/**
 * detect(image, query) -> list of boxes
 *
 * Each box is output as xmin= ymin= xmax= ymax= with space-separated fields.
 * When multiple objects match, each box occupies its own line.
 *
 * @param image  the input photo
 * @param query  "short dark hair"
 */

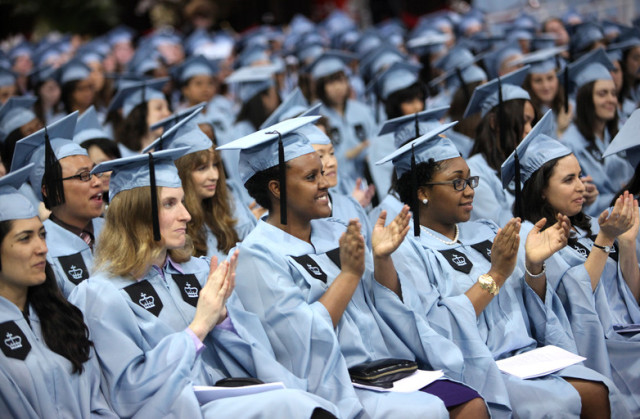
xmin=115 ymin=102 xmax=148 ymax=152
xmin=235 ymin=88 xmax=275 ymax=130
xmin=383 ymin=81 xmax=426 ymax=120
xmin=79 ymin=138 xmax=122 ymax=160
xmin=61 ymin=80 xmax=80 ymax=114
xmin=315 ymin=71 xmax=349 ymax=109
xmin=244 ymin=164 xmax=282 ymax=211
xmin=448 ymin=80 xmax=484 ymax=139
xmin=521 ymin=156 xmax=592 ymax=236
xmin=575 ymin=81 xmax=619 ymax=144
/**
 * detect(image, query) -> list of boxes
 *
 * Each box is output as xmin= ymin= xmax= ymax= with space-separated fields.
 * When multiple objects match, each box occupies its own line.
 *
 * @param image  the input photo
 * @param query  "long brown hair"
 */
xmin=176 ymin=148 xmax=239 ymax=256
xmin=95 ymin=186 xmax=193 ymax=279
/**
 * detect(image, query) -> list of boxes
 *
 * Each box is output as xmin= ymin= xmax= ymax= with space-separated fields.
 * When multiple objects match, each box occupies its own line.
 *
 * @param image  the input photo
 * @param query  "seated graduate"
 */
xmin=143 ymin=106 xmax=255 ymax=260
xmin=0 ymin=97 xmax=43 ymax=175
xmin=220 ymin=116 xmax=489 ymax=419
xmin=507 ymin=110 xmax=640 ymax=416
xmin=0 ymin=164 xmax=116 ymax=418
xmin=463 ymin=67 xmax=538 ymax=227
xmin=10 ymin=112 xmax=105 ymax=298
xmin=370 ymin=106 xmax=450 ymax=225
xmin=561 ymin=48 xmax=634 ymax=217
xmin=380 ymin=117 xmax=631 ymax=418
xmin=68 ymin=147 xmax=339 ymax=418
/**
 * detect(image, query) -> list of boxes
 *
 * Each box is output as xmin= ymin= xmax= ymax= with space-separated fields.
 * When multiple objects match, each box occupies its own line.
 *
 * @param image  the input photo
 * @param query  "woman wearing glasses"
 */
xmin=10 ymin=112 xmax=106 ymax=298
xmin=376 ymin=121 xmax=626 ymax=418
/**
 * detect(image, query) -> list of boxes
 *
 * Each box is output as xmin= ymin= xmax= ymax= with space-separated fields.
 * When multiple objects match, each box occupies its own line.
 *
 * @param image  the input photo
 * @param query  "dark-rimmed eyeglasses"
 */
xmin=423 ymin=176 xmax=479 ymax=191
xmin=60 ymin=171 xmax=104 ymax=182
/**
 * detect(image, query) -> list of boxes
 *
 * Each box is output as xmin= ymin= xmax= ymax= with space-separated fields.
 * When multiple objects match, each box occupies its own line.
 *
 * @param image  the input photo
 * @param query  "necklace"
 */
xmin=421 ymin=224 xmax=459 ymax=245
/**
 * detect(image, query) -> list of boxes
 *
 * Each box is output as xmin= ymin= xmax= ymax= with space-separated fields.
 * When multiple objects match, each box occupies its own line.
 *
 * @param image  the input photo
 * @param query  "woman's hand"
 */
xmin=557 ymin=102 xmax=573 ymax=135
xmin=580 ymin=176 xmax=599 ymax=206
xmin=489 ymin=218 xmax=521 ymax=284
xmin=617 ymin=194 xmax=639 ymax=245
xmin=189 ymin=251 xmax=238 ymax=341
xmin=340 ymin=220 xmax=366 ymax=279
xmin=371 ymin=206 xmax=411 ymax=259
xmin=351 ymin=178 xmax=376 ymax=208
xmin=525 ymin=214 xmax=570 ymax=272
xmin=598 ymin=192 xmax=635 ymax=241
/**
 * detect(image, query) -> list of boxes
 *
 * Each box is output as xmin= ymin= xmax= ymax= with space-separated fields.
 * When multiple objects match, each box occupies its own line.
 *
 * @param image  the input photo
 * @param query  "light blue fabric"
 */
xmin=44 ymin=217 xmax=104 ymax=298
xmin=0 ymin=297 xmax=117 ymax=418
xmin=366 ymin=132 xmax=395 ymax=200
xmin=389 ymin=219 xmax=632 ymax=418
xmin=0 ymin=164 xmax=38 ymax=222
xmin=467 ymin=153 xmax=515 ymax=227
xmin=320 ymin=99 xmax=377 ymax=192
xmin=233 ymin=218 xmax=469 ymax=418
xmin=69 ymin=256 xmax=340 ymax=418
xmin=519 ymin=219 xmax=640 ymax=416
xmin=329 ymin=190 xmax=371 ymax=247
xmin=368 ymin=193 xmax=405 ymax=228
xmin=562 ymin=124 xmax=634 ymax=216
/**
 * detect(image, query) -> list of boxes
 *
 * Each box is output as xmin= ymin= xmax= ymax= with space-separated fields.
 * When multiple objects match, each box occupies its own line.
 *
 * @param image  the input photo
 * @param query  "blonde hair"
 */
xmin=95 ymin=186 xmax=193 ymax=279
xmin=176 ymin=148 xmax=239 ymax=257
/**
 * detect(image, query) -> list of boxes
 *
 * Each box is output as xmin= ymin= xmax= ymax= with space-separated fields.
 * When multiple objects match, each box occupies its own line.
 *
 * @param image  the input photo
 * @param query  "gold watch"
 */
xmin=478 ymin=274 xmax=499 ymax=296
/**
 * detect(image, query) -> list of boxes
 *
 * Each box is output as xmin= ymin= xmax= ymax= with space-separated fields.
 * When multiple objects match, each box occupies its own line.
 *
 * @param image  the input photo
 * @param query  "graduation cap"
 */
xmin=91 ymin=147 xmax=190 ymax=241
xmin=457 ymin=12 xmax=484 ymax=37
xmin=126 ymin=45 xmax=163 ymax=76
xmin=561 ymin=47 xmax=614 ymax=92
xmin=0 ymin=96 xmax=37 ymax=142
xmin=142 ymin=106 xmax=210 ymax=154
xmin=322 ymin=10 xmax=357 ymax=38
xmin=173 ymin=55 xmax=217 ymax=84
xmin=10 ymin=111 xmax=85 ymax=205
xmin=8 ymin=41 xmax=33 ymax=62
xmin=149 ymin=102 xmax=209 ymax=132
xmin=405 ymin=31 xmax=451 ymax=57
xmin=570 ymin=21 xmax=605 ymax=56
xmin=217 ymin=115 xmax=321 ymax=224
xmin=463 ymin=66 xmax=530 ymax=118
xmin=73 ymin=106 xmax=112 ymax=144
xmin=530 ymin=34 xmax=559 ymax=51
xmin=376 ymin=121 xmax=459 ymax=236
xmin=107 ymin=77 xmax=168 ymax=118
xmin=108 ymin=25 xmax=136 ymax=46
xmin=603 ymin=108 xmax=640 ymax=168
xmin=368 ymin=61 xmax=422 ymax=101
xmin=236 ymin=44 xmax=271 ymax=68
xmin=511 ymin=46 xmax=567 ymax=74
xmin=306 ymin=50 xmax=356 ymax=79
xmin=0 ymin=67 xmax=17 ymax=87
xmin=0 ymin=163 xmax=38 ymax=222
xmin=58 ymin=58 xmax=91 ymax=85
xmin=225 ymin=65 xmax=277 ymax=103
xmin=428 ymin=64 xmax=487 ymax=95
xmin=500 ymin=110 xmax=570 ymax=218
xmin=606 ymin=27 xmax=640 ymax=56
xmin=359 ymin=44 xmax=406 ymax=81
xmin=260 ymin=87 xmax=308 ymax=129
xmin=482 ymin=42 xmax=523 ymax=79
xmin=378 ymin=106 xmax=450 ymax=148
xmin=349 ymin=29 xmax=383 ymax=57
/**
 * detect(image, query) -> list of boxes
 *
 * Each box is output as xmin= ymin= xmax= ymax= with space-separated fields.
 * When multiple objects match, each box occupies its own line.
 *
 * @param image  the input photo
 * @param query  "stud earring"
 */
xmin=422 ymin=198 xmax=428 ymax=205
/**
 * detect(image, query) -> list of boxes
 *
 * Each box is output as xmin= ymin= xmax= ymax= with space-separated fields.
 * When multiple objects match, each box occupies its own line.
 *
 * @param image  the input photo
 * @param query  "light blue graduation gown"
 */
xmin=562 ymin=124 xmax=634 ymax=217
xmin=467 ymin=153 xmax=515 ymax=227
xmin=368 ymin=193 xmax=404 ymax=228
xmin=367 ymin=132 xmax=395 ymax=199
xmin=390 ymin=219 xmax=632 ymax=418
xmin=329 ymin=190 xmax=371 ymax=247
xmin=44 ymin=217 xmax=104 ymax=298
xmin=69 ymin=257 xmax=339 ymax=419
xmin=519 ymin=219 xmax=640 ymax=416
xmin=220 ymin=120 xmax=254 ymax=184
xmin=320 ymin=100 xmax=377 ymax=192
xmin=443 ymin=130 xmax=474 ymax=159
xmin=233 ymin=218 xmax=461 ymax=419
xmin=0 ymin=297 xmax=117 ymax=418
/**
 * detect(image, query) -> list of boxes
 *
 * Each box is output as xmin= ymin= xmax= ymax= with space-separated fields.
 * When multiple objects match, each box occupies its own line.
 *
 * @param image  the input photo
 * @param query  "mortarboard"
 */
xmin=500 ymin=110 xmax=570 ymax=217
xmin=173 ymin=55 xmax=217 ymax=83
xmin=603 ymin=108 xmax=640 ymax=168
xmin=107 ymin=77 xmax=168 ymax=118
xmin=306 ymin=50 xmax=356 ymax=80
xmin=570 ymin=21 xmax=605 ymax=55
xmin=0 ymin=67 xmax=17 ymax=87
xmin=378 ymin=106 xmax=450 ymax=149
xmin=142 ymin=106 xmax=210 ymax=154
xmin=217 ymin=115 xmax=321 ymax=224
xmin=359 ymin=44 xmax=406 ymax=81
xmin=376 ymin=121 xmax=459 ymax=235
xmin=260 ymin=87 xmax=308 ymax=129
xmin=73 ymin=106 xmax=112 ymax=144
xmin=149 ymin=102 xmax=209 ymax=132
xmin=463 ymin=66 xmax=530 ymax=118
xmin=58 ymin=58 xmax=91 ymax=85
xmin=0 ymin=163 xmax=38 ymax=222
xmin=482 ymin=42 xmax=523 ymax=79
xmin=91 ymin=147 xmax=190 ymax=241
xmin=367 ymin=61 xmax=422 ymax=100
xmin=511 ymin=46 xmax=567 ymax=74
xmin=0 ymin=96 xmax=37 ymax=142
xmin=225 ymin=65 xmax=277 ymax=103
xmin=563 ymin=47 xmax=614 ymax=91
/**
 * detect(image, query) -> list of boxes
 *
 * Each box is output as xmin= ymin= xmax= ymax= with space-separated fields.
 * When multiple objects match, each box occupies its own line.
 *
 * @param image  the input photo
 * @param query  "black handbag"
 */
xmin=348 ymin=358 xmax=418 ymax=388
xmin=214 ymin=377 xmax=265 ymax=387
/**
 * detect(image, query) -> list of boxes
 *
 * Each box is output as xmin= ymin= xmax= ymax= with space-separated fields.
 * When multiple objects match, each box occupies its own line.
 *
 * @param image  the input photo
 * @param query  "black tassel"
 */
xmin=277 ymin=132 xmax=287 ymax=225
xmin=42 ymin=124 xmax=65 ymax=209
xmin=375 ymin=96 xmax=380 ymax=124
xmin=148 ymin=153 xmax=161 ymax=241
xmin=411 ymin=145 xmax=420 ymax=237
xmin=414 ymin=112 xmax=420 ymax=140
xmin=455 ymin=67 xmax=470 ymax=102
xmin=497 ymin=76 xmax=507 ymax=151
xmin=563 ymin=66 xmax=569 ymax=114
xmin=514 ymin=151 xmax=523 ymax=219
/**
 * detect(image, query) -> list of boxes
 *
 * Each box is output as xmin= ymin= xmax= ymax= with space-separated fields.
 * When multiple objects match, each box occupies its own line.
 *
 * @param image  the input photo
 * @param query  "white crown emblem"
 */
xmin=139 ymin=293 xmax=155 ymax=309
xmin=4 ymin=332 xmax=22 ymax=350
xmin=451 ymin=254 xmax=467 ymax=266
xmin=307 ymin=264 xmax=322 ymax=276
xmin=68 ymin=265 xmax=83 ymax=280
xmin=574 ymin=246 xmax=588 ymax=258
xmin=184 ymin=282 xmax=199 ymax=298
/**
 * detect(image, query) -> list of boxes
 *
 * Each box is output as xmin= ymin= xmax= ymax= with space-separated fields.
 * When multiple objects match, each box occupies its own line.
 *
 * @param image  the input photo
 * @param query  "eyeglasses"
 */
xmin=60 ymin=171 xmax=104 ymax=182
xmin=423 ymin=176 xmax=479 ymax=191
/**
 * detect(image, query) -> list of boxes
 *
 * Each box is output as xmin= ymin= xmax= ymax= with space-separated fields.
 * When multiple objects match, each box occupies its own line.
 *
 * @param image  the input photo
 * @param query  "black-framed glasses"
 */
xmin=60 ymin=171 xmax=104 ymax=182
xmin=423 ymin=176 xmax=479 ymax=191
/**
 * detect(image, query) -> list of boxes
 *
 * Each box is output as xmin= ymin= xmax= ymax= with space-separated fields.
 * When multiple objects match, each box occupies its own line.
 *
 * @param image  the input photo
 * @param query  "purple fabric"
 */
xmin=421 ymin=379 xmax=482 ymax=408
xmin=185 ymin=328 xmax=206 ymax=356
xmin=215 ymin=315 xmax=236 ymax=333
